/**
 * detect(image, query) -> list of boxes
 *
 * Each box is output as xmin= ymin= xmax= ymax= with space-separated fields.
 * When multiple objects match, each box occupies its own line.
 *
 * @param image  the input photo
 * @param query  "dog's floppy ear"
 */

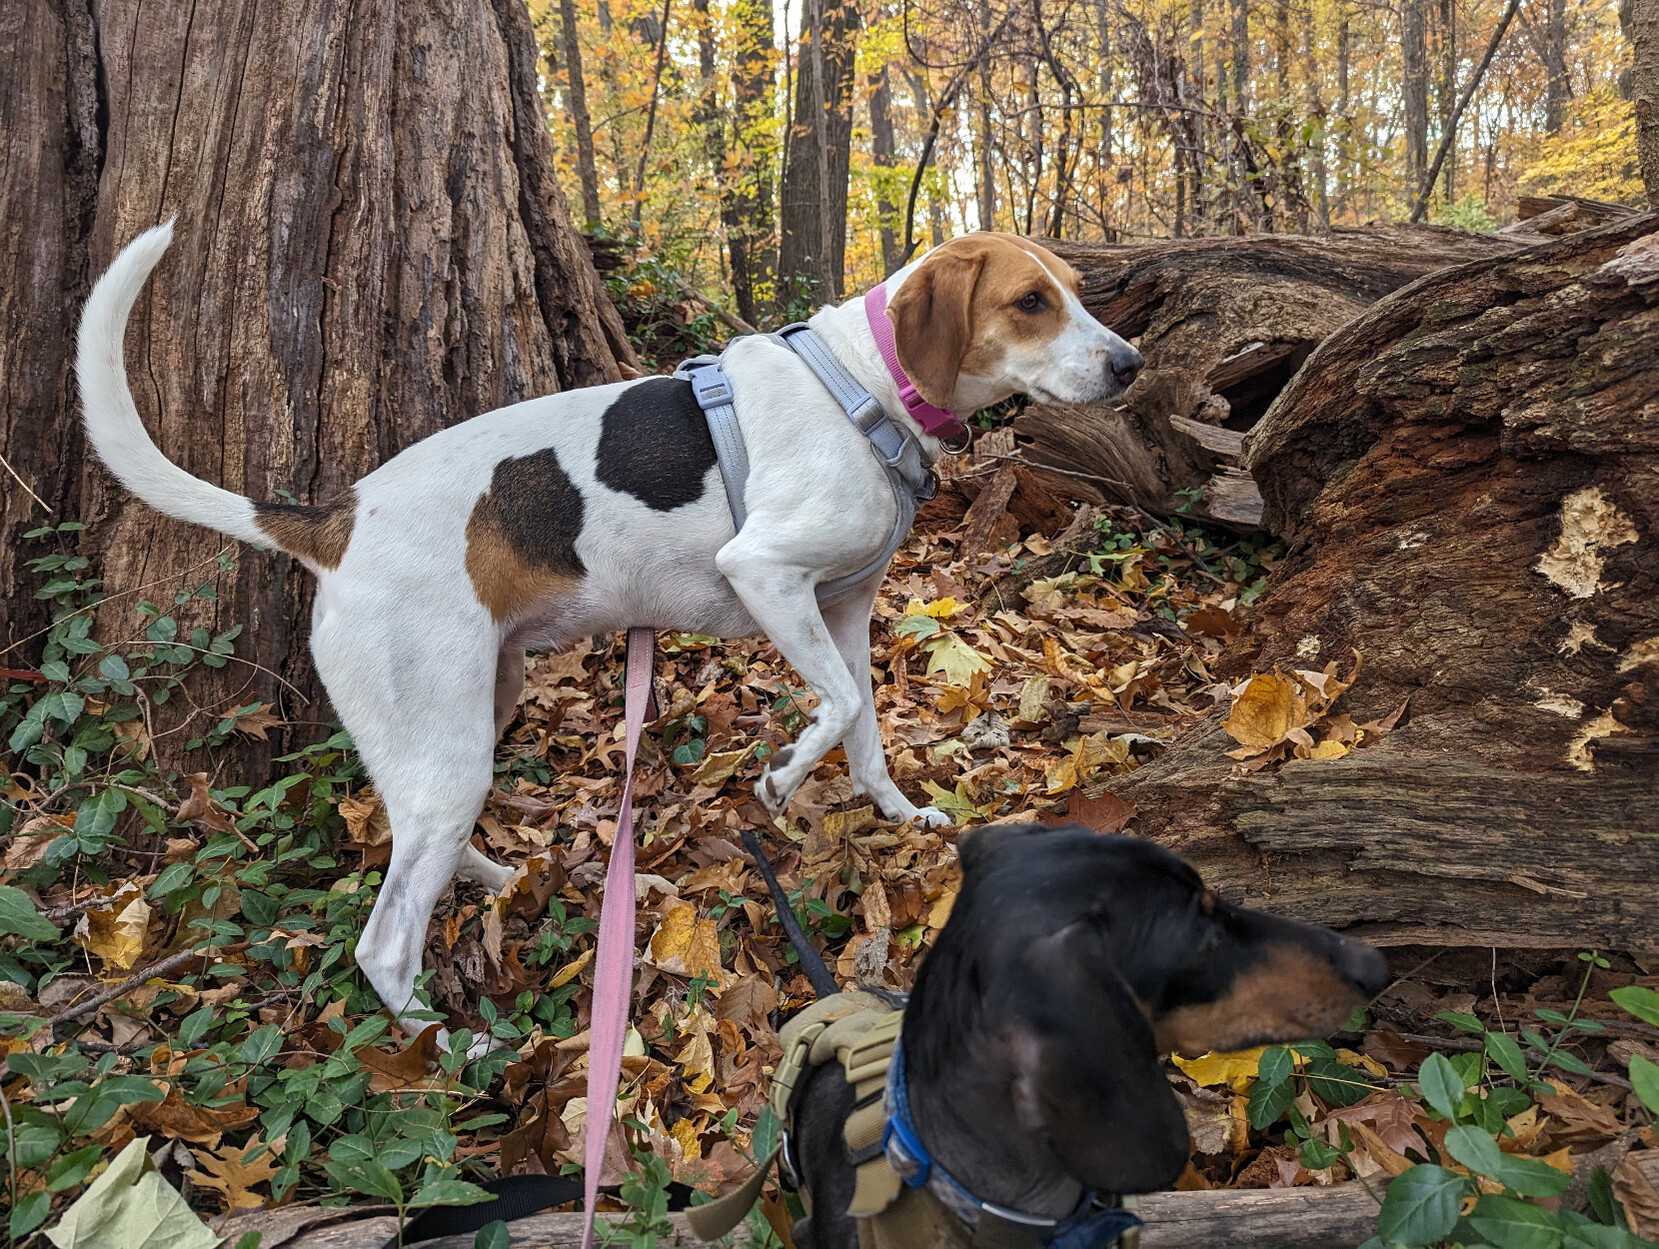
xmin=1007 ymin=924 xmax=1190 ymax=1193
xmin=887 ymin=247 xmax=987 ymax=410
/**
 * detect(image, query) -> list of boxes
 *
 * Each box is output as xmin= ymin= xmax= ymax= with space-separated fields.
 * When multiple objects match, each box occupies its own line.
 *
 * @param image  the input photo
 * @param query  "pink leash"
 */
xmin=581 ymin=626 xmax=657 ymax=1249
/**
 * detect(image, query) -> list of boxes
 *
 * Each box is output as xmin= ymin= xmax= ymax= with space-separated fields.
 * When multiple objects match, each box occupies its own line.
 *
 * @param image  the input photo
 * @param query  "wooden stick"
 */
xmin=671 ymin=277 xmax=758 ymax=337
xmin=46 ymin=944 xmax=222 ymax=1032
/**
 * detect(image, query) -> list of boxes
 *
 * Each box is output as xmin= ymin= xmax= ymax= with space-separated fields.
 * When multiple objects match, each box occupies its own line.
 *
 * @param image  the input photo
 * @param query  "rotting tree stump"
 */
xmin=1012 ymin=225 xmax=1524 ymax=524
xmin=1105 ymin=214 xmax=1659 ymax=950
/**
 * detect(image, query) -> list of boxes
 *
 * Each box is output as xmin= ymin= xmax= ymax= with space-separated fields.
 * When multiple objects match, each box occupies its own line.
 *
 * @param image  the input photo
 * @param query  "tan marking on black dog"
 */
xmin=1154 ymin=944 xmax=1365 ymax=1056
xmin=464 ymin=448 xmax=587 ymax=624
xmin=255 ymin=490 xmax=358 ymax=569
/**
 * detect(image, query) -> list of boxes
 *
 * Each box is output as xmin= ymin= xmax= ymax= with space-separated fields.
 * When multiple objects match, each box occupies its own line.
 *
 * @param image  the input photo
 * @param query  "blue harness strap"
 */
xmin=673 ymin=326 xmax=936 ymax=607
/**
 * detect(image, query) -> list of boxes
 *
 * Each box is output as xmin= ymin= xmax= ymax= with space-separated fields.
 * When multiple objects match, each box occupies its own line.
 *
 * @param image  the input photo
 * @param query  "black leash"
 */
xmin=740 ymin=826 xmax=840 ymax=999
xmin=383 ymin=1175 xmax=699 ymax=1246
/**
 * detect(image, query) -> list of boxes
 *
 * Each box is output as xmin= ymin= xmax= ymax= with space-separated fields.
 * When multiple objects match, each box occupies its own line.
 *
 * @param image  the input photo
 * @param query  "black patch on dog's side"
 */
xmin=476 ymin=447 xmax=587 ymax=576
xmin=595 ymin=377 xmax=718 ymax=511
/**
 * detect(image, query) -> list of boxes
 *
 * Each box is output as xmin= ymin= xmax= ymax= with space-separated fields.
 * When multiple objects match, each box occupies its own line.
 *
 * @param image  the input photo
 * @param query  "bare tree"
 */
xmin=726 ymin=0 xmax=778 ymax=323
xmin=778 ymin=0 xmax=861 ymax=307
xmin=868 ymin=65 xmax=905 ymax=274
xmin=1403 ymin=0 xmax=1430 ymax=187
xmin=1623 ymin=0 xmax=1659 ymax=207
xmin=558 ymin=0 xmax=603 ymax=226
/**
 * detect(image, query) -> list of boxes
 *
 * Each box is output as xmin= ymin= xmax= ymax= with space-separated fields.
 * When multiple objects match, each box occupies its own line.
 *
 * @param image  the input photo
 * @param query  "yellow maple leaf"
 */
xmin=648 ymin=902 xmax=724 ymax=980
xmin=1222 ymin=672 xmax=1310 ymax=750
xmin=905 ymin=596 xmax=963 ymax=618
xmin=921 ymin=633 xmax=993 ymax=686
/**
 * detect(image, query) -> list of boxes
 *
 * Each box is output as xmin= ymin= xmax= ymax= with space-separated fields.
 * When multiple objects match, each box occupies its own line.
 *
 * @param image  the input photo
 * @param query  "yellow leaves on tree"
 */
xmin=1517 ymin=92 xmax=1644 ymax=206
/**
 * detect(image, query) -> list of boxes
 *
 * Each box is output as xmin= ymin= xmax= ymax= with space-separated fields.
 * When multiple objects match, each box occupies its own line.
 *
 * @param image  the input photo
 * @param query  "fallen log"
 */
xmin=1104 ymin=212 xmax=1659 ymax=949
xmin=1010 ymin=225 xmax=1523 ymax=522
xmin=264 ymin=1156 xmax=1659 ymax=1249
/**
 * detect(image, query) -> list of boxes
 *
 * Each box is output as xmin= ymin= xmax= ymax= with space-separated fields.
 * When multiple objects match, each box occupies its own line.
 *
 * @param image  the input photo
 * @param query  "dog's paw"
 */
xmin=757 ymin=768 xmax=789 ymax=816
xmin=911 ymin=805 xmax=952 ymax=828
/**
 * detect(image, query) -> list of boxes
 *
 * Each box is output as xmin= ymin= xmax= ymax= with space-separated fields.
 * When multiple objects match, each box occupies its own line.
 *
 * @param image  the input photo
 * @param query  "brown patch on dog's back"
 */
xmin=465 ymin=447 xmax=587 ymax=624
xmin=255 ymin=490 xmax=357 ymax=569
xmin=1154 ymin=944 xmax=1364 ymax=1056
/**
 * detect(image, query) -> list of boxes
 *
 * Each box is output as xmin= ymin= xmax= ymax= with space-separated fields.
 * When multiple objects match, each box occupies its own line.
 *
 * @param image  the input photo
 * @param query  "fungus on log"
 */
xmin=1105 ymin=213 xmax=1659 ymax=950
xmin=1010 ymin=225 xmax=1526 ymax=523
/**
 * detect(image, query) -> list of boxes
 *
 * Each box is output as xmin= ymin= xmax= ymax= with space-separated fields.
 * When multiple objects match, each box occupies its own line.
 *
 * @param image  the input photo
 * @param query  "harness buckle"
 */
xmin=688 ymin=367 xmax=734 ymax=410
xmin=881 ymin=1116 xmax=931 ymax=1188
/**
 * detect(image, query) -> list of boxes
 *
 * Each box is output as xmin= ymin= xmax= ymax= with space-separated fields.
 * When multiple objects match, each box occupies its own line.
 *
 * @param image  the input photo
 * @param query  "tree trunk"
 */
xmin=0 ymin=0 xmax=636 ymax=781
xmin=1543 ymin=0 xmax=1571 ymax=134
xmin=777 ymin=0 xmax=860 ymax=309
xmin=1006 ymin=224 xmax=1520 ymax=520
xmin=725 ymin=0 xmax=777 ymax=326
xmin=868 ymin=65 xmax=904 ymax=276
xmin=557 ymin=0 xmax=603 ymax=227
xmin=1623 ymin=0 xmax=1659 ymax=208
xmin=1231 ymin=0 xmax=1250 ymax=112
xmin=1402 ymin=0 xmax=1429 ymax=188
xmin=1104 ymin=214 xmax=1659 ymax=950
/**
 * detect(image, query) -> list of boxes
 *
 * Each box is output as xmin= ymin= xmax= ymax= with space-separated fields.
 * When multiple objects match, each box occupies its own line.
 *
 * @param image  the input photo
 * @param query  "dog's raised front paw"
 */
xmin=911 ymin=805 xmax=952 ymax=828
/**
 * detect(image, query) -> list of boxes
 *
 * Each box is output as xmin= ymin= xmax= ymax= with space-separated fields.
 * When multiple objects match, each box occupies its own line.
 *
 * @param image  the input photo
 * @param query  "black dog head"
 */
xmin=904 ymin=824 xmax=1388 ymax=1197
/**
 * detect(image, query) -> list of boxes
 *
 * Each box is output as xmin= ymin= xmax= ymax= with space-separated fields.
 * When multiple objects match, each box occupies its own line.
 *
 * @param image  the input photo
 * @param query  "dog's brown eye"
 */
xmin=1017 ymin=291 xmax=1044 ymax=312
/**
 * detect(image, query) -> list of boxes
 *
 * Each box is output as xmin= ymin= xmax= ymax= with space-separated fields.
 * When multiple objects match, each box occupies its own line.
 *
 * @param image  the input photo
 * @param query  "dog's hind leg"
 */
xmin=448 ymin=644 xmax=528 ymax=895
xmin=820 ymin=577 xmax=948 ymax=827
xmin=313 ymin=610 xmax=501 ymax=1050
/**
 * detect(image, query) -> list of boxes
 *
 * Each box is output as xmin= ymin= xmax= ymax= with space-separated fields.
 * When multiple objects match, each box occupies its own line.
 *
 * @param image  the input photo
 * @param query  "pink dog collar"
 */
xmin=864 ymin=282 xmax=969 ymax=439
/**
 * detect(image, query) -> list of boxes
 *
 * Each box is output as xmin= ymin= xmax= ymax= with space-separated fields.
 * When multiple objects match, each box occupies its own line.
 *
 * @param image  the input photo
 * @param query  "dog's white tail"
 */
xmin=76 ymin=221 xmax=270 ymax=547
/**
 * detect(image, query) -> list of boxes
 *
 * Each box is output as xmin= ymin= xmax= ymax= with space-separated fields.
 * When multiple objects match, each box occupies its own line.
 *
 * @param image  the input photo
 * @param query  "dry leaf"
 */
xmin=338 ymin=790 xmax=391 ymax=847
xmin=175 ymin=773 xmax=235 ymax=832
xmin=1222 ymin=673 xmax=1308 ymax=750
xmin=126 ymin=1086 xmax=224 ymax=1148
xmin=648 ymin=902 xmax=724 ymax=980
xmin=187 ymin=1136 xmax=282 ymax=1210
xmin=73 ymin=883 xmax=151 ymax=973
xmin=1613 ymin=1153 xmax=1659 ymax=1240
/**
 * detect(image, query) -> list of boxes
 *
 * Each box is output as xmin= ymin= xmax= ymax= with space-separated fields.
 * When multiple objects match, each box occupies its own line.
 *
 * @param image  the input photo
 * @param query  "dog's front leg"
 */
xmin=717 ymin=548 xmax=868 ymax=816
xmin=820 ymin=574 xmax=949 ymax=827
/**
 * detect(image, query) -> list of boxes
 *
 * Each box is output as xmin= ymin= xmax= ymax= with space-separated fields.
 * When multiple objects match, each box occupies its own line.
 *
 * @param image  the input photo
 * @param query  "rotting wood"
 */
xmin=1005 ymin=225 xmax=1523 ymax=521
xmin=279 ymin=1165 xmax=1659 ymax=1249
xmin=1107 ymin=214 xmax=1659 ymax=950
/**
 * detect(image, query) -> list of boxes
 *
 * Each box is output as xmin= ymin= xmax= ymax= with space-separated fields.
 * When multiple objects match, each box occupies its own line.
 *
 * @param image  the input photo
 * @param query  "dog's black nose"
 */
xmin=1110 ymin=344 xmax=1143 ymax=389
xmin=1335 ymin=938 xmax=1389 ymax=997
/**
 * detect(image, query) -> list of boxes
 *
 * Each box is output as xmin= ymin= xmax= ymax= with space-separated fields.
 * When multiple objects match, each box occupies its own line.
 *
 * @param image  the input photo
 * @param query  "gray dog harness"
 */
xmin=673 ymin=324 xmax=937 ymax=606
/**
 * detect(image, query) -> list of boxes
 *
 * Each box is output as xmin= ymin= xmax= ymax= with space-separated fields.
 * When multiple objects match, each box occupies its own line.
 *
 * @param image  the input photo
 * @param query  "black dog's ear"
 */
xmin=1007 ymin=925 xmax=1190 ymax=1194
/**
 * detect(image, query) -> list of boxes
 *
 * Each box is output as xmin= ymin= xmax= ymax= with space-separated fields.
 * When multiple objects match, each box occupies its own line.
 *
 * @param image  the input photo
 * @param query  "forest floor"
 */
xmin=3 ymin=462 xmax=1658 ymax=1245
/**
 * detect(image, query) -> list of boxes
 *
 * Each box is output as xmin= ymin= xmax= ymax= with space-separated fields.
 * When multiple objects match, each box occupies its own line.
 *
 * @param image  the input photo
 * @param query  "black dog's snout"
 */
xmin=1335 ymin=939 xmax=1389 ymax=997
xmin=1109 ymin=344 xmax=1143 ymax=389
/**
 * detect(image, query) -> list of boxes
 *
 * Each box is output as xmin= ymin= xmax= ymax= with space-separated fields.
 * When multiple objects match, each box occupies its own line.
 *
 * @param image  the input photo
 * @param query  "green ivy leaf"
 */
xmin=1611 ymin=986 xmax=1659 ymax=1027
xmin=1419 ymin=1051 xmax=1467 ymax=1122
xmin=411 ymin=1178 xmax=495 ymax=1208
xmin=0 ymin=886 xmax=59 ymax=941
xmin=1467 ymin=1193 xmax=1566 ymax=1249
xmin=1628 ymin=1054 xmax=1659 ymax=1116
xmin=474 ymin=1221 xmax=512 ymax=1249
xmin=1376 ymin=1164 xmax=1465 ymax=1246
xmin=1486 ymin=1030 xmax=1531 ymax=1085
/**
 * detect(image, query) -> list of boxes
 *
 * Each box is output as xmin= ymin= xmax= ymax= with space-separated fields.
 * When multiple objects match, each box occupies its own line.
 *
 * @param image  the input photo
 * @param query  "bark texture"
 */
xmin=1106 ymin=214 xmax=1659 ymax=950
xmin=1625 ymin=0 xmax=1659 ymax=208
xmin=1 ymin=0 xmax=636 ymax=777
xmin=1010 ymin=225 xmax=1521 ymax=521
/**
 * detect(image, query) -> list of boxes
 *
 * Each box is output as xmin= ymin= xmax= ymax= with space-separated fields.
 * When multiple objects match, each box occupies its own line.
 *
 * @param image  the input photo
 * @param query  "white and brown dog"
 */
xmin=77 ymin=224 xmax=1142 ymax=1046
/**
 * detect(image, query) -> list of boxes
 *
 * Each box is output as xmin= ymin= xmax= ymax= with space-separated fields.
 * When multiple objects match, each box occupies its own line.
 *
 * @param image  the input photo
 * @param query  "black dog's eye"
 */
xmin=1016 ymin=291 xmax=1044 ymax=312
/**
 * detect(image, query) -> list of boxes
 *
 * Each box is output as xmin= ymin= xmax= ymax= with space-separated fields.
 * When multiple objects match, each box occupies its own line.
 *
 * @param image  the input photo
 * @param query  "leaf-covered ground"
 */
xmin=3 ymin=467 xmax=1657 ymax=1246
